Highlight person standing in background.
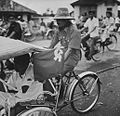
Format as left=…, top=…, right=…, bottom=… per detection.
left=6, top=16, right=30, bottom=76
left=40, top=18, right=46, bottom=39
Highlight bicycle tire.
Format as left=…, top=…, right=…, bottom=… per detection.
left=17, top=107, right=57, bottom=116
left=92, top=42, right=102, bottom=62
left=107, top=34, right=117, bottom=50
left=71, top=74, right=100, bottom=113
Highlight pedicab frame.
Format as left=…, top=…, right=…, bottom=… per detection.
left=0, top=36, right=101, bottom=116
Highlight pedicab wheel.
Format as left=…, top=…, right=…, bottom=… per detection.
left=17, top=107, right=57, bottom=116
left=107, top=34, right=117, bottom=50
left=71, top=74, right=100, bottom=113
left=92, top=42, right=102, bottom=62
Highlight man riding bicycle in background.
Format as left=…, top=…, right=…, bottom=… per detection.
left=80, top=11, right=99, bottom=60
left=100, top=11, right=115, bottom=42
left=103, top=11, right=115, bottom=31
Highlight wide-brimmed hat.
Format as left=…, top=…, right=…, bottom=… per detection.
left=54, top=8, right=74, bottom=20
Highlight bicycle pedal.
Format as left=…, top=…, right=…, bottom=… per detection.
left=83, top=91, right=89, bottom=96
left=92, top=50, right=99, bottom=55
left=58, top=100, right=67, bottom=107
left=37, top=96, right=46, bottom=104
left=86, top=56, right=91, bottom=61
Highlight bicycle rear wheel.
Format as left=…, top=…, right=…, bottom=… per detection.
left=107, top=34, right=117, bottom=50
left=17, top=107, right=57, bottom=116
left=71, top=74, right=100, bottom=113
left=92, top=42, right=102, bottom=62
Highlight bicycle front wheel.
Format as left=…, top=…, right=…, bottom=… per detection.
left=107, top=34, right=117, bottom=50
left=71, top=74, right=100, bottom=113
left=17, top=107, right=57, bottom=116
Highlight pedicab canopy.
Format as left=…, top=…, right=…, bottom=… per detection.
left=0, top=36, right=48, bottom=61
left=0, top=36, right=64, bottom=81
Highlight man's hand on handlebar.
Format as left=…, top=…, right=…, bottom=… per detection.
left=81, top=32, right=90, bottom=40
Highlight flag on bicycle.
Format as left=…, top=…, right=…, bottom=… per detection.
left=33, top=47, right=64, bottom=82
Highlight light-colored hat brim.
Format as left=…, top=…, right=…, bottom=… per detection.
left=54, top=16, right=75, bottom=20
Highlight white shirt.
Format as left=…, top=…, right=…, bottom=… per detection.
left=104, top=17, right=114, bottom=26
left=115, top=17, right=120, bottom=24
left=104, top=17, right=115, bottom=31
left=84, top=17, right=99, bottom=37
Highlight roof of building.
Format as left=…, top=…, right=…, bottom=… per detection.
left=0, top=0, right=41, bottom=15
left=97, top=0, right=120, bottom=5
left=71, top=0, right=101, bottom=7
left=71, top=0, right=120, bottom=7
left=12, top=0, right=37, bottom=14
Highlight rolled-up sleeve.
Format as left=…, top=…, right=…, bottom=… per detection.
left=84, top=19, right=89, bottom=28
left=68, top=30, right=81, bottom=50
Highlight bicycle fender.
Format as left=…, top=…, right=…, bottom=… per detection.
left=78, top=71, right=98, bottom=78
left=78, top=71, right=101, bottom=84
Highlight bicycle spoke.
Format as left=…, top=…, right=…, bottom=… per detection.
left=89, top=78, right=99, bottom=94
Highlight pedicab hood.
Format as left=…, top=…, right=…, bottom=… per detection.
left=0, top=36, right=48, bottom=60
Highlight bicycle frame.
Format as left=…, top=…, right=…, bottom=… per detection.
left=32, top=71, right=100, bottom=112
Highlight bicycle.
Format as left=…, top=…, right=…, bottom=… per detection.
left=81, top=28, right=117, bottom=62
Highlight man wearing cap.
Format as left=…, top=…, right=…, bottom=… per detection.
left=49, top=7, right=81, bottom=75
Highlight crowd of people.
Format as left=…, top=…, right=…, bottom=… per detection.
left=0, top=16, right=58, bottom=41
left=76, top=11, right=120, bottom=31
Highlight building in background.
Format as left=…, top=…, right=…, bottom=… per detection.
left=71, top=0, right=120, bottom=19
left=0, top=0, right=41, bottom=21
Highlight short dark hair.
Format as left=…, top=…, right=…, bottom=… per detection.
left=9, top=16, right=15, bottom=20
left=106, top=11, right=112, bottom=16
left=88, top=11, right=95, bottom=15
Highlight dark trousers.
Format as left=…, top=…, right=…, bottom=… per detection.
left=81, top=35, right=99, bottom=57
left=81, top=34, right=90, bottom=49
left=14, top=54, right=30, bottom=75
left=115, top=23, right=120, bottom=31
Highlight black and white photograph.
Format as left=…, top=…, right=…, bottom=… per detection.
left=0, top=0, right=120, bottom=116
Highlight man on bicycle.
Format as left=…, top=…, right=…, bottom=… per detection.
left=100, top=11, right=115, bottom=42
left=49, top=7, right=81, bottom=75
left=103, top=11, right=115, bottom=31
left=80, top=11, right=99, bottom=60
